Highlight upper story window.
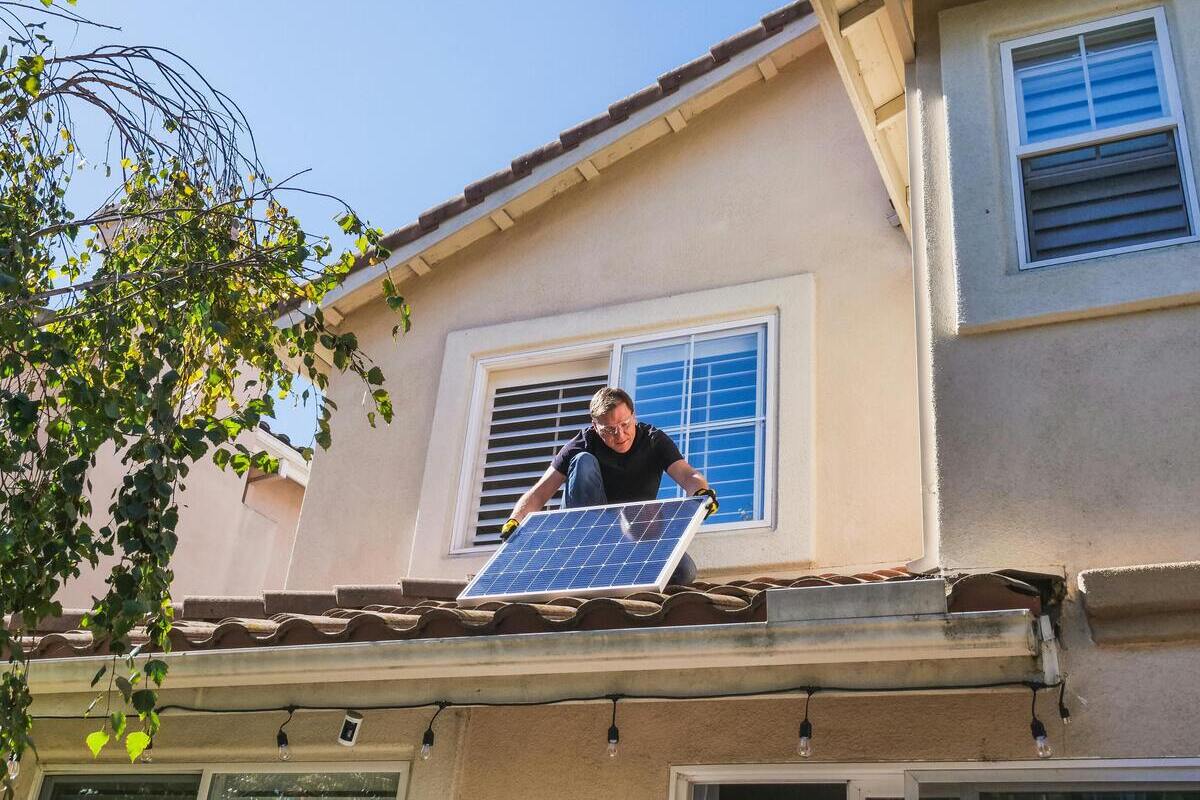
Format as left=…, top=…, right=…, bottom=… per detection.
left=462, top=319, right=774, bottom=547
left=1001, top=8, right=1200, bottom=268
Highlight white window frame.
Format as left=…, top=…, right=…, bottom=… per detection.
left=669, top=759, right=1200, bottom=800
left=449, top=314, right=778, bottom=554
left=1000, top=6, right=1200, bottom=270
left=29, top=761, right=411, bottom=800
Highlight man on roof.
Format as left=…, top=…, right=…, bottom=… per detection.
left=499, top=386, right=718, bottom=585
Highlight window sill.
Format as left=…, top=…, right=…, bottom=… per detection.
left=957, top=237, right=1200, bottom=334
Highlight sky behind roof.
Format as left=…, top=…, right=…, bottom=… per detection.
left=58, top=0, right=787, bottom=445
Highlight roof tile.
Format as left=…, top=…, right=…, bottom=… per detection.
left=21, top=569, right=1062, bottom=661
left=710, top=25, right=771, bottom=64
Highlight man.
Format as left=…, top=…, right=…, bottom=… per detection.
left=498, top=386, right=718, bottom=585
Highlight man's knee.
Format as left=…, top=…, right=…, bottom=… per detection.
left=569, top=451, right=600, bottom=475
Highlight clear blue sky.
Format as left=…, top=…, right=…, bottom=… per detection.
left=59, top=1, right=787, bottom=445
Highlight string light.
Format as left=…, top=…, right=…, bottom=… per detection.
left=30, top=677, right=1064, bottom=763
left=1057, top=680, right=1071, bottom=726
left=276, top=706, right=295, bottom=761
left=1030, top=687, right=1052, bottom=759
left=5, top=753, right=19, bottom=781
left=606, top=695, right=620, bottom=758
left=797, top=687, right=815, bottom=758
left=420, top=702, right=448, bottom=761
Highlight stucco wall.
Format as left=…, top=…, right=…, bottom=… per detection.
left=912, top=0, right=1200, bottom=573
left=56, top=438, right=303, bottom=608
left=21, top=637, right=1200, bottom=800
left=287, top=44, right=924, bottom=588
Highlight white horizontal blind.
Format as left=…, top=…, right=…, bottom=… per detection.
left=471, top=373, right=607, bottom=545
left=619, top=326, right=766, bottom=525
left=1014, top=19, right=1165, bottom=145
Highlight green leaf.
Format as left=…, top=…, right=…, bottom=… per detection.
left=110, top=711, right=127, bottom=739
left=124, top=731, right=151, bottom=763
left=86, top=729, right=110, bottom=758
left=144, top=659, right=168, bottom=686
left=131, top=689, right=157, bottom=714
left=90, top=664, right=107, bottom=687
left=366, top=366, right=384, bottom=385
left=114, top=675, right=133, bottom=702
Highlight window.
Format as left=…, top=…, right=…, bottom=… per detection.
left=1001, top=8, right=1200, bottom=268
left=39, top=769, right=406, bottom=800
left=469, top=364, right=609, bottom=545
left=618, top=327, right=767, bottom=525
left=40, top=775, right=203, bottom=800
left=460, top=318, right=774, bottom=548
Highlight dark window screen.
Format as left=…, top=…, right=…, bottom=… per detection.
left=697, top=782, right=847, bottom=800
left=40, top=775, right=202, bottom=800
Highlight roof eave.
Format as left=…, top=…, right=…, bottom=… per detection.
left=28, top=609, right=1039, bottom=707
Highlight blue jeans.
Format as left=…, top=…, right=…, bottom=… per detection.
left=564, top=452, right=697, bottom=586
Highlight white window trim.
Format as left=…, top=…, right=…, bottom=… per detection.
left=29, top=761, right=411, bottom=800
left=669, top=758, right=1200, bottom=800
left=448, top=314, right=778, bottom=554
left=999, top=6, right=1200, bottom=270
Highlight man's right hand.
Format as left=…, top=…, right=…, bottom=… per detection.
left=499, top=518, right=520, bottom=542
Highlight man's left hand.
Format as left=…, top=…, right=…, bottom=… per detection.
left=693, top=487, right=719, bottom=518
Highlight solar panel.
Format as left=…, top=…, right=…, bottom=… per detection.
left=457, top=496, right=710, bottom=605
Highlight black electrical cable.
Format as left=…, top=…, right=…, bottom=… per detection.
left=33, top=679, right=1064, bottom=721
left=1057, top=678, right=1071, bottom=724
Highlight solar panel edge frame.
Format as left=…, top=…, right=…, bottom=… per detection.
left=456, top=496, right=710, bottom=606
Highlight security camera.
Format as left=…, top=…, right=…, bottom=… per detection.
left=338, top=711, right=363, bottom=746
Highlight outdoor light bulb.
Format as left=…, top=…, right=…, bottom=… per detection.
left=797, top=719, right=813, bottom=758
left=420, top=728, right=435, bottom=761
left=6, top=754, right=18, bottom=781
left=1031, top=719, right=1052, bottom=759
left=606, top=724, right=620, bottom=758
left=140, top=741, right=154, bottom=764
left=276, top=730, right=291, bottom=762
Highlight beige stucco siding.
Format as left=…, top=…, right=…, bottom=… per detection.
left=287, top=45, right=923, bottom=588
left=912, top=0, right=1200, bottom=572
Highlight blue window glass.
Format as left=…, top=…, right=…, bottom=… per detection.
left=619, top=326, right=767, bottom=525
left=1014, top=19, right=1166, bottom=145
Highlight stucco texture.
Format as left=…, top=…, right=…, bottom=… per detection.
left=24, top=670, right=1200, bottom=800
left=913, top=0, right=1200, bottom=574
left=287, top=44, right=922, bottom=589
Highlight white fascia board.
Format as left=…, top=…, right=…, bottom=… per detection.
left=28, top=609, right=1035, bottom=696
left=252, top=427, right=310, bottom=487
left=300, top=13, right=822, bottom=318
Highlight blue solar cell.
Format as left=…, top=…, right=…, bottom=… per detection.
left=458, top=496, right=709, bottom=603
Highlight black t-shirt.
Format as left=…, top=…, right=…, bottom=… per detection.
left=551, top=422, right=684, bottom=504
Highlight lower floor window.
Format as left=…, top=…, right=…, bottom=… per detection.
left=40, top=771, right=404, bottom=800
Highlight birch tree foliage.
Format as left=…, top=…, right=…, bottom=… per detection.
left=0, top=1, right=408, bottom=777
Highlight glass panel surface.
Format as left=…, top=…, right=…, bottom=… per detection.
left=1014, top=19, right=1166, bottom=144
left=686, top=423, right=761, bottom=524
left=206, top=773, right=400, bottom=800
left=41, top=775, right=202, bottom=800
left=981, top=793, right=1199, bottom=800
left=621, top=341, right=688, bottom=430
left=694, top=783, right=847, bottom=800
left=689, top=332, right=762, bottom=425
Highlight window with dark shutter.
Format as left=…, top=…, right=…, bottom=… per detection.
left=1022, top=130, right=1190, bottom=262
left=1003, top=9, right=1198, bottom=267
left=470, top=373, right=607, bottom=545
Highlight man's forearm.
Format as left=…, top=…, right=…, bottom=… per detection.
left=681, top=473, right=708, bottom=495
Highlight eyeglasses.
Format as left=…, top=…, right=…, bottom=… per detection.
left=594, top=417, right=636, bottom=438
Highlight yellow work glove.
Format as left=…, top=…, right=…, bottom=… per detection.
left=693, top=488, right=719, bottom=519
left=499, top=518, right=520, bottom=542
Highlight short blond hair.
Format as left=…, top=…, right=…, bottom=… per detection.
left=589, top=387, right=635, bottom=420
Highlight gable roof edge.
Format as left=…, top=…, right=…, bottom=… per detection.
left=284, top=7, right=822, bottom=324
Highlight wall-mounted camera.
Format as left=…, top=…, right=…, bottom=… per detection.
left=338, top=710, right=363, bottom=746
